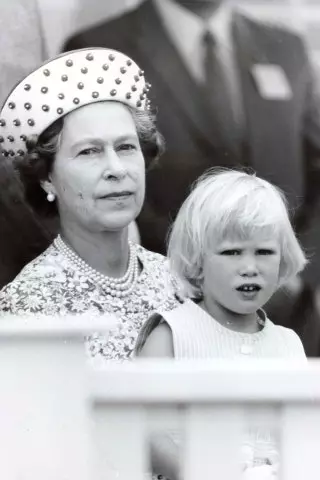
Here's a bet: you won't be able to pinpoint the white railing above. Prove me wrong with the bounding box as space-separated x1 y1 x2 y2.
91 360 320 480
0 319 319 480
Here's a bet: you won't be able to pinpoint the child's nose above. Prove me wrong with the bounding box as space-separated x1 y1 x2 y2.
239 256 258 277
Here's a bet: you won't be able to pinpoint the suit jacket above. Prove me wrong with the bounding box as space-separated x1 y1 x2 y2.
63 0 320 286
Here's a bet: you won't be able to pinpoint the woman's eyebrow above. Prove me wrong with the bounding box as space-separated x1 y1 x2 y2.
114 134 139 143
71 134 139 151
70 138 101 151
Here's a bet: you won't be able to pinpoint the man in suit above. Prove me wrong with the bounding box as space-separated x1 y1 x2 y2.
62 0 320 355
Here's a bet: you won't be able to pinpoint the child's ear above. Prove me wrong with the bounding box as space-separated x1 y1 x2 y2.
40 178 56 196
197 266 204 284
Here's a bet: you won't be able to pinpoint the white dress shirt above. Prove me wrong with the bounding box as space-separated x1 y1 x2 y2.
154 0 243 125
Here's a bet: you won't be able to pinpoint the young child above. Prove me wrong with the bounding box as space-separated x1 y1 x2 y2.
135 168 307 480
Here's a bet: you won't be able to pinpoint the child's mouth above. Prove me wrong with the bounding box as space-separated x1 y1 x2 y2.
236 284 261 299
236 284 261 292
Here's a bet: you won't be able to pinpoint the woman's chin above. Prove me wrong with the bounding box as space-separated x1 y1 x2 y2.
97 212 138 232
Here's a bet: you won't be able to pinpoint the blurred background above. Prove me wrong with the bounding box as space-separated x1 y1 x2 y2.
2 0 320 81
37 0 320 70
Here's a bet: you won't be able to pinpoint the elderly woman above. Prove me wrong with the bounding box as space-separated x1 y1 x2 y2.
0 48 178 361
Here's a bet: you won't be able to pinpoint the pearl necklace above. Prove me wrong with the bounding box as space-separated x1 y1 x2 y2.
54 235 139 298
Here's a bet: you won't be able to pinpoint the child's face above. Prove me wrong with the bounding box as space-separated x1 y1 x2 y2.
202 231 281 316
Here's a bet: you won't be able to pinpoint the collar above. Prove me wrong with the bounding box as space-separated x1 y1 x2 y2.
154 0 234 51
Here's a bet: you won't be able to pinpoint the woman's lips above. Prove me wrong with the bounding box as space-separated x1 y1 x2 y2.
100 191 133 199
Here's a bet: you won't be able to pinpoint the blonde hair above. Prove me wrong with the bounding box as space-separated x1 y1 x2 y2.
168 168 307 298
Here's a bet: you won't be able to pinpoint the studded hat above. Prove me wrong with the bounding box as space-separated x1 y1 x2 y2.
0 48 151 158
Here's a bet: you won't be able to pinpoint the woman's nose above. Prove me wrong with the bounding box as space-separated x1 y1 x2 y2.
102 150 126 180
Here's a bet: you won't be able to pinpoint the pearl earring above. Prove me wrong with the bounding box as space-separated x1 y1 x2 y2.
47 192 55 202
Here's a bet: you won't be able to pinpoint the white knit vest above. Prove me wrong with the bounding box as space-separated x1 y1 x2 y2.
136 299 306 466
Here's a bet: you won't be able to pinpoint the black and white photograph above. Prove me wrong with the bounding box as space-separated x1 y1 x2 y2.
1 1 320 478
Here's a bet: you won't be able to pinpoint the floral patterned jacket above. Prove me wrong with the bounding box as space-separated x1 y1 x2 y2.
0 242 179 362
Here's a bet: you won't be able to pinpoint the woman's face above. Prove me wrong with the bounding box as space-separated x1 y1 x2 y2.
47 102 145 233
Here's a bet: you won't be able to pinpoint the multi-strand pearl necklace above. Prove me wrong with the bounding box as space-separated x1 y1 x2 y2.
54 235 139 298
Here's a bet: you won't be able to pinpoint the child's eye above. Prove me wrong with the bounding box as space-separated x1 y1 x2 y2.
256 249 275 255
78 146 100 156
220 249 241 256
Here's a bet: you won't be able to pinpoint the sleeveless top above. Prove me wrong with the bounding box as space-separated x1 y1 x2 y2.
136 299 306 359
135 299 306 467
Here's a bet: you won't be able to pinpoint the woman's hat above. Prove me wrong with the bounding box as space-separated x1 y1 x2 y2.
0 48 151 158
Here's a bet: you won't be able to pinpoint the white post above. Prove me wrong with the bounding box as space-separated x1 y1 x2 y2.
92 403 148 480
183 405 244 480
281 404 320 480
0 315 114 480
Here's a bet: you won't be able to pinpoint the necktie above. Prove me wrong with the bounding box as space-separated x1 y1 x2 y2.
202 29 239 148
